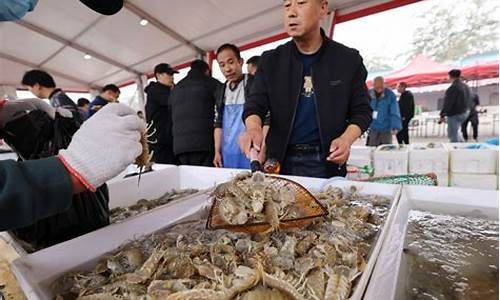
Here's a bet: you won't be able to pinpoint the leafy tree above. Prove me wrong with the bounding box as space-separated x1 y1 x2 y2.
409 0 498 62
363 55 393 72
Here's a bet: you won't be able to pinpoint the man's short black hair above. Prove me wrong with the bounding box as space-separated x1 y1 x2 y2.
21 70 56 88
216 43 241 60
101 84 120 94
247 55 260 66
398 82 408 88
77 98 90 107
190 59 209 74
448 69 461 78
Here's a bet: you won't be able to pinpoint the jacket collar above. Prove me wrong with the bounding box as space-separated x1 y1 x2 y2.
290 28 329 60
48 88 62 100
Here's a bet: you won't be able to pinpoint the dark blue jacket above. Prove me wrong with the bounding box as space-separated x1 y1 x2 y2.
369 88 402 133
87 96 109 118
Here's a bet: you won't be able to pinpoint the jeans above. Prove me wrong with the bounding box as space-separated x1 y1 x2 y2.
397 119 411 144
367 131 393 146
461 113 479 141
447 111 469 143
281 145 346 178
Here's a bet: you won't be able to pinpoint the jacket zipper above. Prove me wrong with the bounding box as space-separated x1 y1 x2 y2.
310 68 325 154
282 61 303 161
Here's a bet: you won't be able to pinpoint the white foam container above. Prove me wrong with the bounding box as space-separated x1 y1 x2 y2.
348 157 372 168
447 143 498 174
106 163 176 184
1 166 265 256
450 172 498 190
409 143 449 174
364 185 499 300
350 146 374 160
435 172 449 187
373 144 409 176
11 178 401 300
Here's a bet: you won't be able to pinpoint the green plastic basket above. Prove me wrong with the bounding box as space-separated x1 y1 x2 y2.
360 173 438 186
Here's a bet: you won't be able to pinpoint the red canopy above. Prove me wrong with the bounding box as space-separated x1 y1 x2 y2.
366 54 499 88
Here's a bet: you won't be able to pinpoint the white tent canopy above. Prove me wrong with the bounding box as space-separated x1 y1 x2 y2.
0 0 407 92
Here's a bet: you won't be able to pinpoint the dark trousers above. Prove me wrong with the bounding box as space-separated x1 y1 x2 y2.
177 151 214 167
150 144 177 165
461 114 479 141
280 145 346 178
397 119 410 144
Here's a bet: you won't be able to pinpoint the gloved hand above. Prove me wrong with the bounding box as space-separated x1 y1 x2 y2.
58 103 146 191
0 98 73 127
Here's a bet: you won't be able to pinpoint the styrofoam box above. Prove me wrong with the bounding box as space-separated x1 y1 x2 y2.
373 144 409 176
350 146 374 159
450 173 498 190
447 143 498 174
107 163 176 184
348 157 372 167
435 172 449 187
409 143 449 174
364 185 499 300
12 179 401 300
2 166 327 256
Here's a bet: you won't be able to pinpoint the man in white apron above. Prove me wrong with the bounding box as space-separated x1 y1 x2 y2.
213 44 253 169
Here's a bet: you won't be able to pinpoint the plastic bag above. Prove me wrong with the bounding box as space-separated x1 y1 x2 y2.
0 110 110 252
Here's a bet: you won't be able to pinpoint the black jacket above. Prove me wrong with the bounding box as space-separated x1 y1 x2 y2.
398 90 415 121
170 70 221 154
440 79 471 117
145 82 173 146
49 89 82 123
243 30 372 162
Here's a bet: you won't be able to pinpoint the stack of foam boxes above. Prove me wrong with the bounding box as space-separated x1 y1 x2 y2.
447 143 499 190
347 146 374 180
409 143 449 186
373 145 409 176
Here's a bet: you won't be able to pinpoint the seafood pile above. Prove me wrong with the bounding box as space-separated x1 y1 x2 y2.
403 211 499 300
53 185 392 300
209 171 326 232
110 189 199 223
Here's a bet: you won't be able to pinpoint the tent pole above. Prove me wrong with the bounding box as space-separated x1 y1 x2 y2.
135 74 147 116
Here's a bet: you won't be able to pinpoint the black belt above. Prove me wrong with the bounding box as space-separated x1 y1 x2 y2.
287 144 321 155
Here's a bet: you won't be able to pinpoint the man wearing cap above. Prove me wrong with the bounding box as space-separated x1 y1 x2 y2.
440 69 471 142
145 63 178 164
87 84 121 118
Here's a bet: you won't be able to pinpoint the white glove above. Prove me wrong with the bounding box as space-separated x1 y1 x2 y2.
0 98 73 127
59 103 146 191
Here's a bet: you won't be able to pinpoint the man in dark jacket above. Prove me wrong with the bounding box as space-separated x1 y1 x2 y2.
396 82 415 145
21 69 82 123
440 69 470 142
461 93 480 142
170 60 220 166
240 0 372 178
87 84 120 117
145 63 178 164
